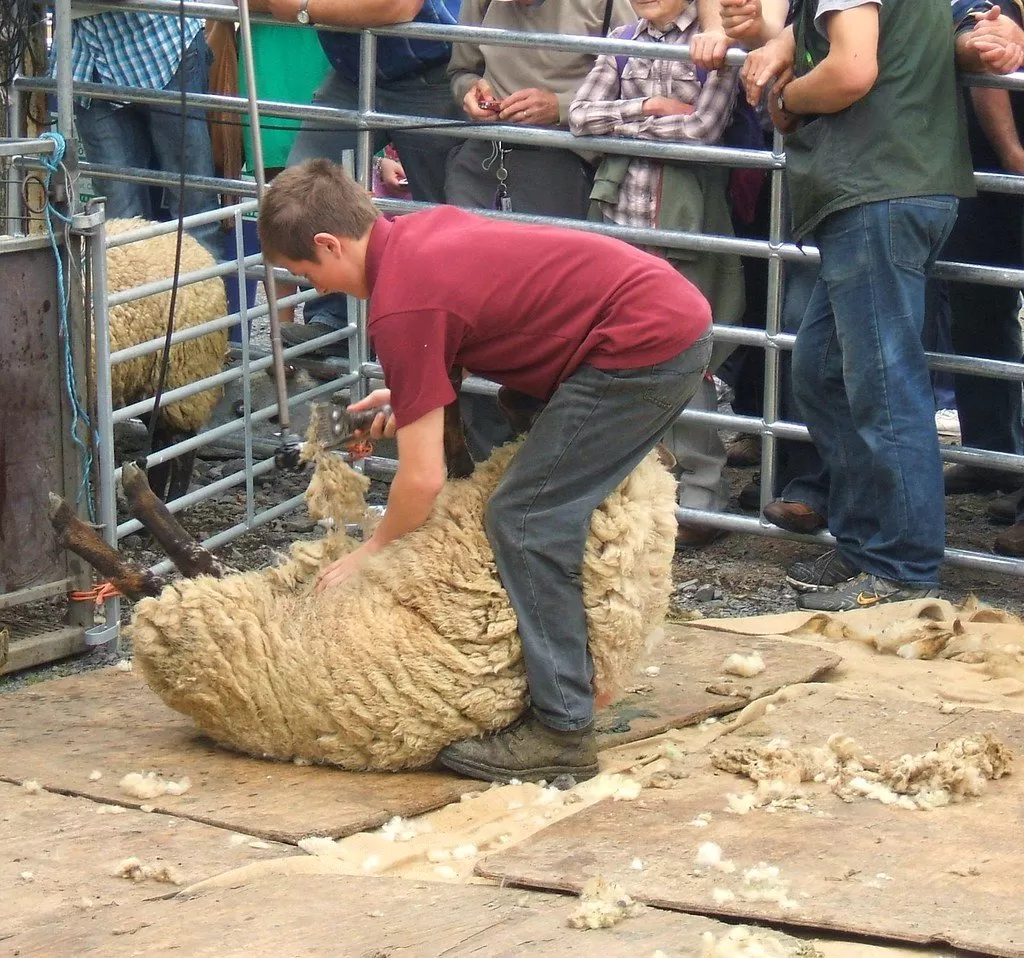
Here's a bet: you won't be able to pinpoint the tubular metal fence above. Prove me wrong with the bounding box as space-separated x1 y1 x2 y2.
4 0 1022 648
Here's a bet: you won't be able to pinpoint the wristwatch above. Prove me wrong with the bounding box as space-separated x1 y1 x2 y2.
296 0 311 24
776 88 792 115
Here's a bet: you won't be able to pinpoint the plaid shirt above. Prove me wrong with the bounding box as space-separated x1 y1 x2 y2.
568 8 739 229
54 12 202 105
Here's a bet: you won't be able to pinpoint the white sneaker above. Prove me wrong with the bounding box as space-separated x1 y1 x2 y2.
935 408 961 444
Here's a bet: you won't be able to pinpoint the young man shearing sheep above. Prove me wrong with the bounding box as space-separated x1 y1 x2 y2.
258 159 713 783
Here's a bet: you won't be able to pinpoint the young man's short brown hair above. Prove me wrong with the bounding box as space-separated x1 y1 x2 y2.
258 159 379 262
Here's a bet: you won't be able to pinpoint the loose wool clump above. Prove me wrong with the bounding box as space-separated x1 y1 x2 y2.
118 771 191 800
112 857 184 886
713 732 1012 811
130 443 678 771
102 219 228 436
567 876 646 930
722 652 766 678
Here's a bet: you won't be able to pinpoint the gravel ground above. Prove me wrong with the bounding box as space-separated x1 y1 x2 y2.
3 437 1022 695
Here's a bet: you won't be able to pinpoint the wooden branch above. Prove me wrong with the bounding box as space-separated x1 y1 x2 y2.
121 461 235 580
47 494 166 601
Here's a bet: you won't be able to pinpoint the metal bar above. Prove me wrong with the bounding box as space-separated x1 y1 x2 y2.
84 208 121 641
0 137 59 158
107 253 263 307
233 207 256 524
54 0 74 138
105 200 259 246
235 0 291 435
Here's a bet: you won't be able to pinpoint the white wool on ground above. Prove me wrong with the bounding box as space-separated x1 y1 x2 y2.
139 804 155 813
361 855 380 872
229 833 252 846
434 865 458 880
112 857 184 885
695 842 737 874
298 836 344 858
21 780 42 794
738 863 799 911
247 840 271 849
379 815 419 842
20 871 34 881
644 666 661 677
450 844 478 860
115 659 133 672
631 858 645 871
118 771 191 800
95 804 127 815
698 925 800 958
713 732 1011 811
712 887 736 905
88 770 103 781
567 876 645 930
722 652 766 678
426 848 451 863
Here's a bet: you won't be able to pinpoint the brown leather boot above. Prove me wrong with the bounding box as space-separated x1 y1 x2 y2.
763 498 826 535
994 522 1024 558
437 712 598 784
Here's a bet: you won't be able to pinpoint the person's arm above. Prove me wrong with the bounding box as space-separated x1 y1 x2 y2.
448 0 487 108
568 53 648 135
692 0 789 69
954 5 1024 73
779 5 879 116
972 85 1024 171
614 65 740 142
253 0 424 27
315 404 446 592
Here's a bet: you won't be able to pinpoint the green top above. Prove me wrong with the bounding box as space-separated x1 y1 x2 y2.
785 0 975 240
239 24 331 172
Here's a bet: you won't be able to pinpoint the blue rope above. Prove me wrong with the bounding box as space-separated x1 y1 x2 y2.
39 131 96 522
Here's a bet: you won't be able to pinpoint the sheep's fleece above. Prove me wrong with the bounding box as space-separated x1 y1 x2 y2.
103 219 228 433
131 444 678 771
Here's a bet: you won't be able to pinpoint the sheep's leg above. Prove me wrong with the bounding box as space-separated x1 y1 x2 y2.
47 494 167 601
121 461 235 580
498 386 547 436
444 368 475 480
165 445 197 503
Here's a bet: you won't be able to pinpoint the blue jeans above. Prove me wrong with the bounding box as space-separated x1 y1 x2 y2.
485 332 712 730
792 197 958 586
74 34 220 256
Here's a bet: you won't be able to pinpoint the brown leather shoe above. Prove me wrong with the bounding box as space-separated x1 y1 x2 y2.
675 523 728 549
994 522 1024 557
763 498 826 535
943 464 1024 496
726 434 762 468
988 488 1024 525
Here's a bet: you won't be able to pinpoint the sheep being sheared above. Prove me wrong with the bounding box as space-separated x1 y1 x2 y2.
128 442 678 771
103 219 228 500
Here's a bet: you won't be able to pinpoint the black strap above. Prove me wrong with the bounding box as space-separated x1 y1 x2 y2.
601 0 614 37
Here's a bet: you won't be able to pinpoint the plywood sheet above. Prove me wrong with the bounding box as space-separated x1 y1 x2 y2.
0 669 486 844
0 781 295 939
597 625 840 746
4 869 811 958
478 687 1024 957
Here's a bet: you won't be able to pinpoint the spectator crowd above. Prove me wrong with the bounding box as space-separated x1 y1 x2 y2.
55 0 1024 610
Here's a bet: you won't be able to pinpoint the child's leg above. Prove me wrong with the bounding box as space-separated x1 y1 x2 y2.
484 333 712 732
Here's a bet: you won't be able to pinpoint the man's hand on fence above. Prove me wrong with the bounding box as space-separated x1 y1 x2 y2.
690 30 732 70
499 88 560 126
965 6 1024 74
720 0 765 42
740 31 795 107
642 96 697 117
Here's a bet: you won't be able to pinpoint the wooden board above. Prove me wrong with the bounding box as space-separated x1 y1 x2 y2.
0 670 488 844
478 687 1024 957
597 625 841 746
4 868 813 958
0 781 295 940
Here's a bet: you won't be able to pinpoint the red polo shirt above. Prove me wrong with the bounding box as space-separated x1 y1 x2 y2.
365 207 711 427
